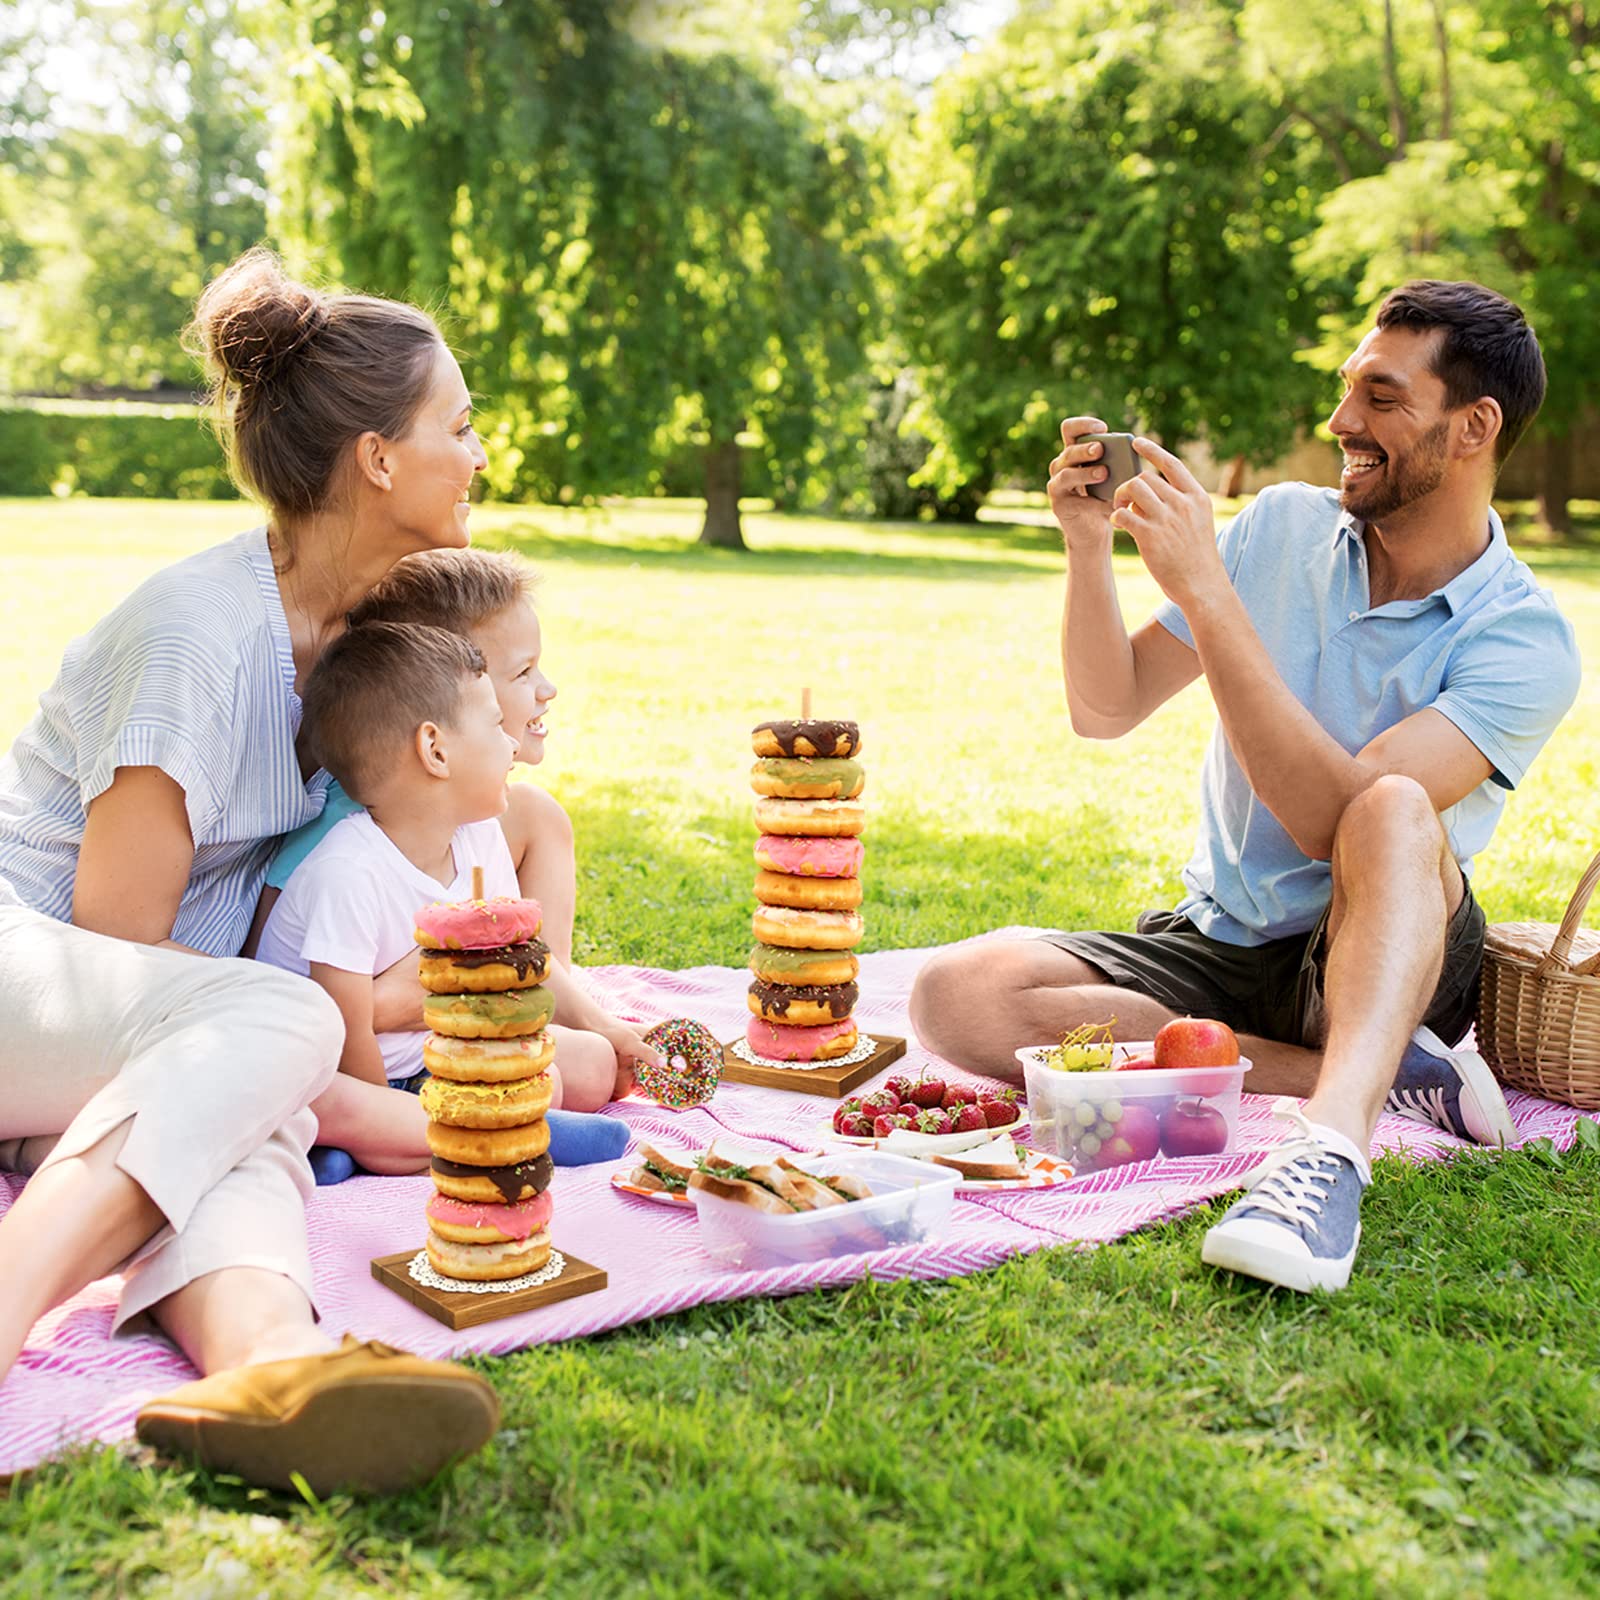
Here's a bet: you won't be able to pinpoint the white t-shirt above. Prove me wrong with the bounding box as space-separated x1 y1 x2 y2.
257 811 520 1081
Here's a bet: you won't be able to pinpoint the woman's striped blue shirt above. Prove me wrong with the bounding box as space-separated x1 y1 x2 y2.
0 528 329 954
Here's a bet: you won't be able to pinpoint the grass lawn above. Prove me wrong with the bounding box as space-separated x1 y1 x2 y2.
2 495 1598 1597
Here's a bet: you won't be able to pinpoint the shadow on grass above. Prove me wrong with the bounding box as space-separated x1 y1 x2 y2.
565 780 1169 969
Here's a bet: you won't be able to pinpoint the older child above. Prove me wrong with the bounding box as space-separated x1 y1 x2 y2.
257 623 620 1175
255 549 653 1085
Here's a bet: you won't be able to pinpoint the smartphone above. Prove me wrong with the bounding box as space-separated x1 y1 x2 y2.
1080 432 1142 503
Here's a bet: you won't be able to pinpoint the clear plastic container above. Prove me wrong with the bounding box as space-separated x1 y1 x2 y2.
691 1150 959 1270
1018 1043 1252 1172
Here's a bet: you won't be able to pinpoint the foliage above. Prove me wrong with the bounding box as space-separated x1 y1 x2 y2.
0 401 232 499
896 0 1328 504
0 1 273 394
277 0 877 543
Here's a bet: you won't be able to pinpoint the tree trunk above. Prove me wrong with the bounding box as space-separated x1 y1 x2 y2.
699 435 746 549
1219 454 1249 497
1428 0 1452 139
1382 0 1408 155
1537 432 1574 539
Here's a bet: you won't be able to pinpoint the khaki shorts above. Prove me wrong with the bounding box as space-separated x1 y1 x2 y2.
1042 880 1485 1049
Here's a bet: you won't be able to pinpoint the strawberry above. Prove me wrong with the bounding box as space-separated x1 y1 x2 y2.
941 1083 978 1109
873 1111 913 1138
913 1109 948 1135
924 1107 954 1135
952 1103 987 1134
859 1089 899 1118
907 1076 947 1108
832 1098 864 1132
838 1111 875 1138
979 1099 1017 1128
884 1075 917 1103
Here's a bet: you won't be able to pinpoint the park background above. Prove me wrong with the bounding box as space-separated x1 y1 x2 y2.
3 3 1599 1597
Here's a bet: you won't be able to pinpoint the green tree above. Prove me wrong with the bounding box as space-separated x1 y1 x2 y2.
897 0 1327 508
279 0 875 545
0 0 272 393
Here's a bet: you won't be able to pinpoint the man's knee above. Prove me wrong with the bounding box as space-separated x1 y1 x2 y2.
1334 774 1441 865
910 939 1064 1046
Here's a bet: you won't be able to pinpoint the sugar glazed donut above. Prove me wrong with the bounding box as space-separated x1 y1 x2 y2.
752 904 864 951
754 868 863 913
635 1017 722 1109
423 1031 556 1083
753 796 865 838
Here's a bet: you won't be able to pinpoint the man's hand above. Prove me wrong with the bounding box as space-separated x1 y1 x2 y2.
1047 416 1116 551
1110 438 1227 612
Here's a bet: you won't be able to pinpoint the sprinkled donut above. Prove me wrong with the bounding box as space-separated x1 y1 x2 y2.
414 895 543 951
636 1018 723 1110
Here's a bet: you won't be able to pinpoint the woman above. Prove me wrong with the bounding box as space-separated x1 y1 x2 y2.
0 249 500 1495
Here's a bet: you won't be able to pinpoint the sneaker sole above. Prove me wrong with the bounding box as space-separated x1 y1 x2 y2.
136 1372 500 1497
1201 1222 1359 1294
1413 1026 1518 1147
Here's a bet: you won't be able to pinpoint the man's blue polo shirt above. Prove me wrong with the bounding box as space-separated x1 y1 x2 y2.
1153 482 1581 947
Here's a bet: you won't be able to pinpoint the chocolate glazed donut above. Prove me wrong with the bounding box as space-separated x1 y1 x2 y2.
747 978 858 1028
751 719 862 759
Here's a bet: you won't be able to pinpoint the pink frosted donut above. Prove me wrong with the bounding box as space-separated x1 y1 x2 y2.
745 1015 860 1063
415 895 543 951
754 835 865 879
425 1188 553 1240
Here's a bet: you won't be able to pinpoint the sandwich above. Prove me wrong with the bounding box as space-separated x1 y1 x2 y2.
687 1148 875 1213
930 1138 1028 1182
629 1143 696 1195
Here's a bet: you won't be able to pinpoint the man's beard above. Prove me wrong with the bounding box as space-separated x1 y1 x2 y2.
1340 419 1451 521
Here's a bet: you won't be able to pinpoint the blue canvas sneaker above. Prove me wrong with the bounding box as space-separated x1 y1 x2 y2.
1201 1106 1371 1293
1384 1025 1516 1147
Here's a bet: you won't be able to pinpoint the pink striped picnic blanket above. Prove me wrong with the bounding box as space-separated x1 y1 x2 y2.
3 931 1594 1476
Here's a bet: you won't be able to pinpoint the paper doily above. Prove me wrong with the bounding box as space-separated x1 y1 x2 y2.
730 1033 880 1071
407 1248 567 1295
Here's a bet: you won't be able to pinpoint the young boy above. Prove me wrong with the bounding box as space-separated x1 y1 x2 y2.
257 622 623 1174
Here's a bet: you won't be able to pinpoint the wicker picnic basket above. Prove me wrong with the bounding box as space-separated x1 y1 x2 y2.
1477 849 1600 1110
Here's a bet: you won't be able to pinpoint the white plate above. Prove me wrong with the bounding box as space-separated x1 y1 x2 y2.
814 1105 1028 1154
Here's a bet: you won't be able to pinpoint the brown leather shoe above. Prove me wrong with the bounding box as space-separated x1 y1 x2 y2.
135 1335 500 1496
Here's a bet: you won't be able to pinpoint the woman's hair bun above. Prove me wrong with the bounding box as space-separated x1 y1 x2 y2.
186 246 329 391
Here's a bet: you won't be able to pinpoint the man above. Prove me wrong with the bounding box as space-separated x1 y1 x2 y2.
909 281 1580 1293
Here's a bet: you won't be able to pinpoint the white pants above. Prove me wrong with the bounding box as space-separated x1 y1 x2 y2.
0 905 342 1331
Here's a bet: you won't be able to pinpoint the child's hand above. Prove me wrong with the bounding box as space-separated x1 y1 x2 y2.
597 1016 659 1099
372 946 425 1032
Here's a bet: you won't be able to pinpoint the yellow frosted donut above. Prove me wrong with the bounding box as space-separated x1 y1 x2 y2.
420 1072 554 1129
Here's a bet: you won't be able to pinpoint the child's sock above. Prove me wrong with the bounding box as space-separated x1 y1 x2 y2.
545 1109 630 1166
308 1145 358 1186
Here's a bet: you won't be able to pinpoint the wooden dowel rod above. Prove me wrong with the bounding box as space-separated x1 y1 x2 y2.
800 686 812 718
472 865 485 901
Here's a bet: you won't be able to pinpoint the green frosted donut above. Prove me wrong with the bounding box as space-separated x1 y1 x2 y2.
424 984 556 1039
750 757 865 800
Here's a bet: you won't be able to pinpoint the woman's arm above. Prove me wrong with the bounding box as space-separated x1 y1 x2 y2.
73 766 205 953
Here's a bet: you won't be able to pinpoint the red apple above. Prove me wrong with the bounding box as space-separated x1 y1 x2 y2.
1116 1055 1159 1072
1153 1017 1239 1069
1159 1098 1230 1158
1096 1103 1161 1167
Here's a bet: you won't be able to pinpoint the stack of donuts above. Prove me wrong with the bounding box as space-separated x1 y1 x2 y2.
414 892 558 1282
747 718 866 1064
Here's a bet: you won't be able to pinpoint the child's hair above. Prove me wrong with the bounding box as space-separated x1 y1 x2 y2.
346 548 536 636
302 622 486 804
